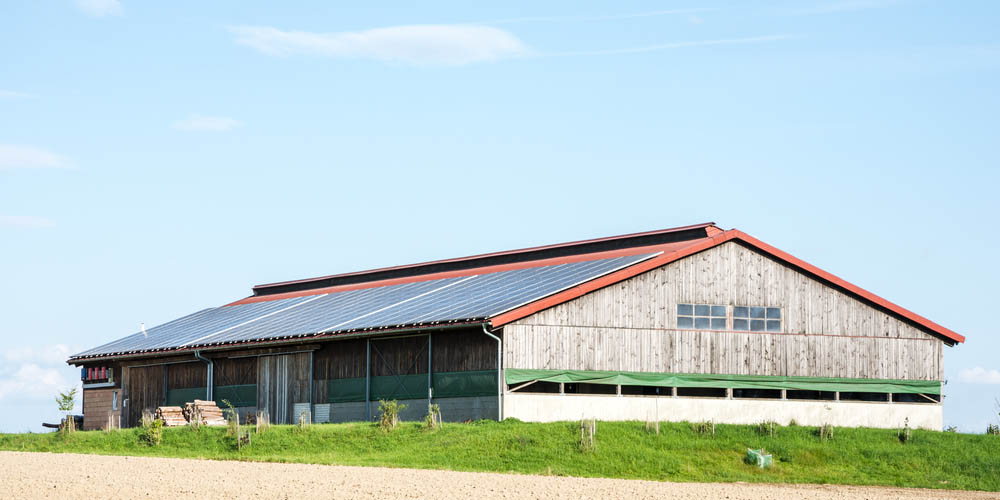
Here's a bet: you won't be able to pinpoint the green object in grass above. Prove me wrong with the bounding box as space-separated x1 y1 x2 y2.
746 448 773 468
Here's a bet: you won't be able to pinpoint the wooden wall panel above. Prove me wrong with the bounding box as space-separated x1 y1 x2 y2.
313 338 366 380
165 362 206 389
124 364 165 427
507 241 945 381
432 330 497 372
215 357 257 386
257 353 310 424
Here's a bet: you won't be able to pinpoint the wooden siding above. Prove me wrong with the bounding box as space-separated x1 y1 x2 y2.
165 362 206 389
82 388 120 431
371 336 429 377
257 353 310 424
432 330 498 372
123 364 165 427
506 241 943 381
215 357 257 386
313 338 367 380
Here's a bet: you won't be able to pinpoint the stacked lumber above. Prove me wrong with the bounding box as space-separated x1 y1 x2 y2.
183 400 227 426
155 406 187 427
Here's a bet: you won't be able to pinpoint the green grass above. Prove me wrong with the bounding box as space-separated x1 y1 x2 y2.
1 420 997 491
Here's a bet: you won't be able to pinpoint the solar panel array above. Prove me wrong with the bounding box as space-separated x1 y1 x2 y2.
71 252 659 359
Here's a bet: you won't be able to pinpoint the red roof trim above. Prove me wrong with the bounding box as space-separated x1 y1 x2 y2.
226 239 706 306
490 230 965 345
251 222 717 292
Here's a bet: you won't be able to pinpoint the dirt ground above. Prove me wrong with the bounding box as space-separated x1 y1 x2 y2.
0 451 994 500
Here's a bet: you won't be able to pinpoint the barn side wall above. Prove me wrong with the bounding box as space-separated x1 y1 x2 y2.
505 241 944 381
504 394 942 430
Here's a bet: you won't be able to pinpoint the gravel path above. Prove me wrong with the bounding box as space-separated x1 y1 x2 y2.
0 451 993 500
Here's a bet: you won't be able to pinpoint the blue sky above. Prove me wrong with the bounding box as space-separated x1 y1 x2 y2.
1 1 998 432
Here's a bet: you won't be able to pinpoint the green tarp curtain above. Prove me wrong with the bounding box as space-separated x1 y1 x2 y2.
165 387 206 407
432 370 496 398
504 368 941 395
327 370 498 402
214 384 256 408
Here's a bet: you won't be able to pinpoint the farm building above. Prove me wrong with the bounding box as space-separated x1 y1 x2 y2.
69 223 963 431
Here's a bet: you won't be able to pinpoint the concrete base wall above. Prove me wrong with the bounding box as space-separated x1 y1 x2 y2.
504 394 942 430
316 397 498 423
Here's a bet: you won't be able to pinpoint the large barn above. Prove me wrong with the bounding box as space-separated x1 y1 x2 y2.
69 223 963 431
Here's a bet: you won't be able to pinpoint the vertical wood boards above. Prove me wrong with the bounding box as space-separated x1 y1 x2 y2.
505 241 945 381
123 364 165 427
257 353 310 424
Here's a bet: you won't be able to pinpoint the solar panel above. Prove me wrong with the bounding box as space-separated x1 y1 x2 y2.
71 252 659 358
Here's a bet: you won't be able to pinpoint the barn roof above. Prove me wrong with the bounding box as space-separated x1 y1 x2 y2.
69 223 963 363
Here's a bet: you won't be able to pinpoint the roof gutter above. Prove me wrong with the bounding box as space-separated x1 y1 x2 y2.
482 324 503 421
193 350 214 401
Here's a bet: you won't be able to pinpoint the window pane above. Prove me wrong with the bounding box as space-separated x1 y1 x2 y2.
677 304 693 316
695 317 710 329
694 304 710 316
750 319 765 331
711 305 727 317
677 316 693 328
766 307 781 319
750 307 765 319
734 319 749 330
711 318 727 330
766 320 781 332
733 306 749 318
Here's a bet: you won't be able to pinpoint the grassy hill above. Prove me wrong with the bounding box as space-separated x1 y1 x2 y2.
1 419 997 491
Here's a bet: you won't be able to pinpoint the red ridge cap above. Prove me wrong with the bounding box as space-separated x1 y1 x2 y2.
491 230 965 345
251 222 717 292
225 239 706 306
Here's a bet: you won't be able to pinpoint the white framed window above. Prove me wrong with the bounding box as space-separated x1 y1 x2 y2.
733 306 781 332
677 303 727 330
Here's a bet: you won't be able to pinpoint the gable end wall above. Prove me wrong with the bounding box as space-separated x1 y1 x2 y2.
504 241 943 381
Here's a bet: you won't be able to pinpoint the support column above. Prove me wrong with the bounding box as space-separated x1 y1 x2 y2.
365 338 371 421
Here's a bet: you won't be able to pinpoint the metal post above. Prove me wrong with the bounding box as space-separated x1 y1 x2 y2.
365 338 371 421
781 389 787 400
481 325 503 421
671 386 677 398
616 385 622 397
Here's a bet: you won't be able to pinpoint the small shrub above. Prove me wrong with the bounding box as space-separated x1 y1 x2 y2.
644 419 660 435
255 409 270 434
55 387 77 434
579 418 596 453
424 404 442 430
898 417 911 444
987 424 999 435
944 425 959 433
692 420 715 436
294 409 312 433
138 410 163 446
817 424 834 441
220 399 239 437
757 420 778 437
378 400 406 432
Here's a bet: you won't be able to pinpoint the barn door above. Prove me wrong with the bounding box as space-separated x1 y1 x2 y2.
123 365 165 428
257 353 310 424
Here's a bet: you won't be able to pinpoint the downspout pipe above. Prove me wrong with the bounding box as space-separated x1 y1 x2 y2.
194 350 213 401
481 324 503 421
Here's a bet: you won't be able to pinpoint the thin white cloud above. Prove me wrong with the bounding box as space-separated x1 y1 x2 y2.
475 8 717 25
790 0 901 15
0 90 32 99
172 115 242 132
0 144 72 170
230 24 529 66
75 0 122 17
0 344 79 405
0 216 55 228
548 35 794 57
958 367 1000 385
